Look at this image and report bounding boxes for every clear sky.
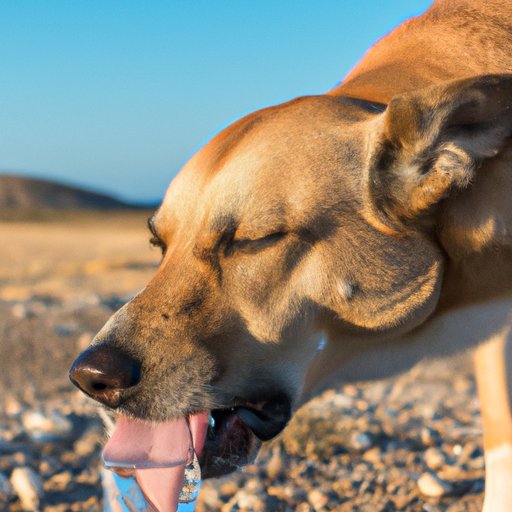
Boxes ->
[0,0,432,203]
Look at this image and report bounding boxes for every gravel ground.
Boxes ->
[0,218,485,511]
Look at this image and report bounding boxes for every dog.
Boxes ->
[70,1,512,509]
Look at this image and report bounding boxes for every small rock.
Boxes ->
[45,471,72,492]
[308,488,328,510]
[23,410,73,443]
[417,471,453,498]
[10,467,44,511]
[11,303,31,319]
[219,480,238,499]
[452,444,463,456]
[245,477,263,494]
[4,395,23,417]
[424,447,446,470]
[39,457,62,477]
[74,468,99,486]
[197,485,222,511]
[236,490,264,510]
[0,424,21,442]
[73,424,102,457]
[350,432,373,451]
[12,451,30,466]
[267,485,289,501]
[362,446,382,465]
[421,427,440,447]
[392,494,414,509]
[77,332,94,351]
[266,445,284,479]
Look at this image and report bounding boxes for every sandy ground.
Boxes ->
[0,214,485,510]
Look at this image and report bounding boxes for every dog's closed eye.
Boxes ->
[225,231,287,256]
[147,216,167,255]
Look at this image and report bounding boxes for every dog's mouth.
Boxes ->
[201,400,291,478]
[102,398,291,509]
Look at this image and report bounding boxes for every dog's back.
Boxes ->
[333,0,512,103]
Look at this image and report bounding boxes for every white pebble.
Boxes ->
[350,432,372,451]
[22,410,73,443]
[424,447,446,470]
[417,471,453,498]
[10,467,44,511]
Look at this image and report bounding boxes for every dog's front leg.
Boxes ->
[474,328,512,512]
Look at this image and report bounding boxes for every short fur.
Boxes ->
[76,1,512,508]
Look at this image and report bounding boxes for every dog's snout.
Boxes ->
[69,345,141,408]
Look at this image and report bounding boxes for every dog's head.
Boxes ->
[70,74,512,477]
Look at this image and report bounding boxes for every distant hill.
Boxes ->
[0,175,142,211]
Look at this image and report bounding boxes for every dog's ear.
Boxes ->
[369,74,512,225]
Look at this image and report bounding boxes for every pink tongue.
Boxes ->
[103,413,209,512]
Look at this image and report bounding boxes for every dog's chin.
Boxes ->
[200,409,261,479]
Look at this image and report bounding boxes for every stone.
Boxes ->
[197,485,222,510]
[420,427,440,447]
[4,395,23,417]
[362,447,382,465]
[22,410,73,443]
[417,471,453,498]
[10,467,44,511]
[11,303,31,319]
[218,480,238,499]
[350,432,373,451]
[38,457,62,477]
[46,471,72,492]
[77,332,94,351]
[308,488,329,510]
[266,445,284,479]
[235,490,265,510]
[73,425,102,457]
[424,447,446,470]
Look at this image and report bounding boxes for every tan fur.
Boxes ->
[81,0,512,507]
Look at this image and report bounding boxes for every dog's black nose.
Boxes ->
[69,345,141,408]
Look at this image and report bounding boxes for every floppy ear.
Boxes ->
[369,74,512,225]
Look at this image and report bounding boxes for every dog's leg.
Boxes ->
[474,328,512,512]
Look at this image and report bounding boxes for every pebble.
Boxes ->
[11,303,31,320]
[219,480,238,499]
[350,432,373,451]
[22,410,73,443]
[235,490,265,510]
[73,424,102,457]
[10,467,44,511]
[421,427,440,447]
[417,472,453,498]
[266,445,284,479]
[308,488,329,510]
[4,395,23,417]
[46,471,72,491]
[424,447,446,470]
[77,332,95,351]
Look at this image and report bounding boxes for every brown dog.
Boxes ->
[70,1,512,509]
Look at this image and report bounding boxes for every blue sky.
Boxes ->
[0,1,432,203]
